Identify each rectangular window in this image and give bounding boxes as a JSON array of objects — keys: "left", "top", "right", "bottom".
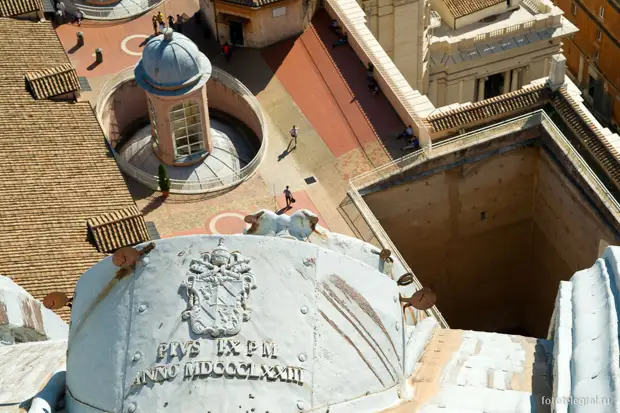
[
  {"left": 597, "top": 28, "right": 602, "bottom": 41},
  {"left": 272, "top": 6, "right": 286, "bottom": 17},
  {"left": 571, "top": 2, "right": 577, "bottom": 15},
  {"left": 599, "top": 6, "right": 604, "bottom": 19}
]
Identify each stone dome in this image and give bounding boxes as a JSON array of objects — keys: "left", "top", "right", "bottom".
[
  {"left": 135, "top": 28, "right": 212, "bottom": 96},
  {"left": 65, "top": 234, "right": 409, "bottom": 413}
]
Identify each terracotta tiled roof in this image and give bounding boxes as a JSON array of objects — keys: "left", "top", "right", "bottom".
[
  {"left": 87, "top": 206, "right": 149, "bottom": 253},
  {"left": 0, "top": 0, "right": 42, "bottom": 16},
  {"left": 25, "top": 63, "right": 81, "bottom": 100},
  {"left": 427, "top": 84, "right": 548, "bottom": 132},
  {"left": 0, "top": 18, "right": 147, "bottom": 321},
  {"left": 441, "top": 0, "right": 505, "bottom": 18}
]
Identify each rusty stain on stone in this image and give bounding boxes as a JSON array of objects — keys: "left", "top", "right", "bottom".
[
  {"left": 329, "top": 274, "right": 399, "bottom": 362},
  {"left": 19, "top": 296, "right": 44, "bottom": 334},
  {"left": 0, "top": 300, "right": 8, "bottom": 325},
  {"left": 319, "top": 309, "right": 385, "bottom": 387},
  {"left": 320, "top": 281, "right": 398, "bottom": 381}
]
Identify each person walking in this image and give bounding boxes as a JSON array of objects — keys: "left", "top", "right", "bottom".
[
  {"left": 152, "top": 14, "right": 159, "bottom": 35},
  {"left": 284, "top": 186, "right": 295, "bottom": 208},
  {"left": 289, "top": 125, "right": 299, "bottom": 150},
  {"left": 75, "top": 8, "right": 84, "bottom": 26},
  {"left": 222, "top": 42, "right": 232, "bottom": 62}
]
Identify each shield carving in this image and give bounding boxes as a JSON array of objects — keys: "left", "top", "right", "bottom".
[{"left": 181, "top": 240, "right": 256, "bottom": 337}]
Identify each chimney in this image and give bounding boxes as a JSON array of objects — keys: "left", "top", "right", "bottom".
[{"left": 547, "top": 54, "right": 566, "bottom": 91}]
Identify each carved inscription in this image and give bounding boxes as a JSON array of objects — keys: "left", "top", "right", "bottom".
[{"left": 132, "top": 339, "right": 303, "bottom": 387}]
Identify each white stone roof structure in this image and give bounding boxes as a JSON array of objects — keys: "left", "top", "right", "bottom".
[{"left": 3, "top": 214, "right": 620, "bottom": 412}]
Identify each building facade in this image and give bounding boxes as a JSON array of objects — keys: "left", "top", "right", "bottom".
[
  {"left": 362, "top": 0, "right": 577, "bottom": 107},
  {"left": 199, "top": 0, "right": 319, "bottom": 47},
  {"left": 554, "top": 0, "right": 620, "bottom": 131}
]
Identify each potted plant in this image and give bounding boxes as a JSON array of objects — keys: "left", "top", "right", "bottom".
[{"left": 158, "top": 164, "right": 171, "bottom": 197}]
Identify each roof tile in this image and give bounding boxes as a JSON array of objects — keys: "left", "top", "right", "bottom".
[
  {"left": 441, "top": 0, "right": 505, "bottom": 18},
  {"left": 25, "top": 63, "right": 81, "bottom": 100},
  {"left": 87, "top": 206, "right": 149, "bottom": 253},
  {"left": 0, "top": 18, "right": 148, "bottom": 321},
  {"left": 0, "top": 0, "right": 41, "bottom": 16}
]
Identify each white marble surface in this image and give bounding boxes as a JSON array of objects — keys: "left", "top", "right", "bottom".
[{"left": 67, "top": 235, "right": 407, "bottom": 413}]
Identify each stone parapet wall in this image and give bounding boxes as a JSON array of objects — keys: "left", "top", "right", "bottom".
[{"left": 324, "top": 0, "right": 435, "bottom": 147}]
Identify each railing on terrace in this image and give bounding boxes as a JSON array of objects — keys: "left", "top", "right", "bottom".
[
  {"left": 346, "top": 109, "right": 620, "bottom": 331},
  {"left": 346, "top": 185, "right": 449, "bottom": 328},
  {"left": 64, "top": 0, "right": 162, "bottom": 20},
  {"left": 95, "top": 66, "right": 267, "bottom": 194}
]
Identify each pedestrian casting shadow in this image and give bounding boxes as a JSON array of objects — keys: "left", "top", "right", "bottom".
[
  {"left": 276, "top": 206, "right": 292, "bottom": 215},
  {"left": 277, "top": 149, "right": 291, "bottom": 162}
]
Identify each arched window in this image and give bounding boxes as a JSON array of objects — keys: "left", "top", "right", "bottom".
[
  {"left": 169, "top": 101, "right": 204, "bottom": 159},
  {"left": 148, "top": 97, "right": 159, "bottom": 148}
]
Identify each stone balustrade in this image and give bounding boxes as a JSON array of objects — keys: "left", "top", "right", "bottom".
[{"left": 430, "top": 11, "right": 558, "bottom": 54}]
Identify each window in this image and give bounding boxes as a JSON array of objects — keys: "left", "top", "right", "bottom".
[
  {"left": 169, "top": 101, "right": 204, "bottom": 159},
  {"left": 148, "top": 97, "right": 159, "bottom": 147},
  {"left": 595, "top": 50, "right": 600, "bottom": 61},
  {"left": 571, "top": 2, "right": 577, "bottom": 15},
  {"left": 597, "top": 28, "right": 602, "bottom": 41},
  {"left": 599, "top": 6, "right": 604, "bottom": 19}
]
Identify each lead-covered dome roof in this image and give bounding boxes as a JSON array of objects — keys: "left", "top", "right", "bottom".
[{"left": 135, "top": 28, "right": 212, "bottom": 96}]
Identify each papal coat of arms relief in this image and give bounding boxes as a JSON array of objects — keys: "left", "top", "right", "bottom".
[{"left": 181, "top": 239, "right": 257, "bottom": 337}]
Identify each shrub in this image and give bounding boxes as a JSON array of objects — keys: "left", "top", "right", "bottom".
[{"left": 158, "top": 164, "right": 171, "bottom": 193}]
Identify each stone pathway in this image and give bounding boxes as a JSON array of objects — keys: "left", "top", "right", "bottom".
[{"left": 56, "top": 5, "right": 406, "bottom": 239}]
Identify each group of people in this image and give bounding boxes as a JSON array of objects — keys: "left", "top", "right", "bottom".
[
  {"left": 54, "top": 1, "right": 83, "bottom": 26},
  {"left": 329, "top": 19, "right": 349, "bottom": 48},
  {"left": 397, "top": 124, "right": 420, "bottom": 152},
  {"left": 152, "top": 12, "right": 184, "bottom": 36}
]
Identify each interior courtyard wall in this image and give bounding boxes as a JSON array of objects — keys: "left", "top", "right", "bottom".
[
  {"left": 525, "top": 150, "right": 620, "bottom": 336},
  {"left": 364, "top": 146, "right": 539, "bottom": 334},
  {"left": 100, "top": 79, "right": 148, "bottom": 148},
  {"left": 364, "top": 144, "right": 620, "bottom": 337},
  {"left": 205, "top": 79, "right": 262, "bottom": 143}
]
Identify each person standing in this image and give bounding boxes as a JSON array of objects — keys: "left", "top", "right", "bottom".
[
  {"left": 289, "top": 125, "right": 299, "bottom": 150},
  {"left": 284, "top": 186, "right": 294, "bottom": 208},
  {"left": 168, "top": 15, "right": 174, "bottom": 30},
  {"left": 176, "top": 14, "right": 183, "bottom": 33},
  {"left": 157, "top": 11, "right": 165, "bottom": 33},
  {"left": 223, "top": 42, "right": 232, "bottom": 62},
  {"left": 75, "top": 8, "right": 84, "bottom": 26},
  {"left": 152, "top": 14, "right": 159, "bottom": 35}
]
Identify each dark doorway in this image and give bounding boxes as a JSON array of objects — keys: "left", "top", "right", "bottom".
[
  {"left": 229, "top": 21, "right": 244, "bottom": 46},
  {"left": 484, "top": 72, "right": 505, "bottom": 100}
]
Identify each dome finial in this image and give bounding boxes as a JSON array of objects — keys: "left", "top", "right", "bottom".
[{"left": 163, "top": 28, "right": 174, "bottom": 41}]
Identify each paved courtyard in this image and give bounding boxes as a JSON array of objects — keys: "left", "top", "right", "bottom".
[{"left": 56, "top": 6, "right": 405, "bottom": 239}]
